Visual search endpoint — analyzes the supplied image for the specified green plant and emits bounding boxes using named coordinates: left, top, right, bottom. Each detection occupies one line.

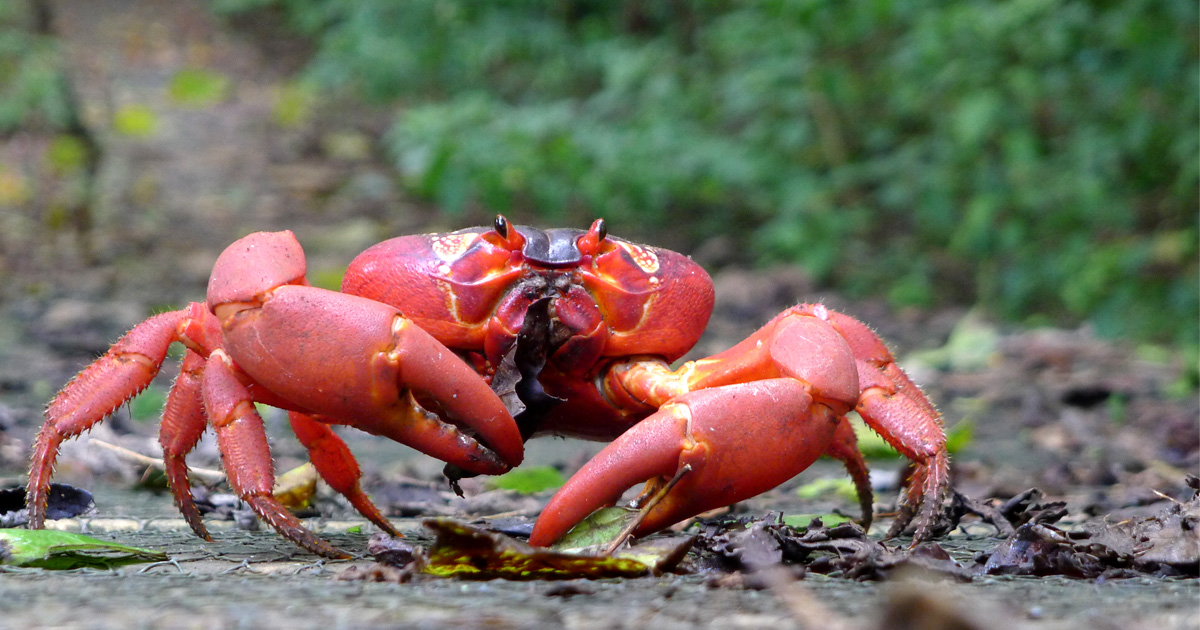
left=0, top=2, right=73, bottom=132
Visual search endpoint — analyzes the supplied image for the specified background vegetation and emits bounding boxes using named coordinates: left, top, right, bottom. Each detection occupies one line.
left=4, top=0, right=1198, bottom=347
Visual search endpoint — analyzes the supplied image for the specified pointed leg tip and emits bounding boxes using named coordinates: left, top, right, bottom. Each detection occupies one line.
left=244, top=494, right=347, bottom=559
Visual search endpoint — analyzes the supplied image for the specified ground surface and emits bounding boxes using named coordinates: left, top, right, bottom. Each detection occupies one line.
left=0, top=486, right=1195, bottom=630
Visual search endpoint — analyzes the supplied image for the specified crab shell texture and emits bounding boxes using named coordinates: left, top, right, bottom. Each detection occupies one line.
left=337, top=219, right=715, bottom=440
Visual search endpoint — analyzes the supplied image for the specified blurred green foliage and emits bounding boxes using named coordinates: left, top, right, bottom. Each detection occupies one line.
left=129, top=385, right=168, bottom=423
left=210, top=0, right=1197, bottom=344
left=168, top=68, right=231, bottom=107
left=0, top=2, right=72, bottom=132
left=490, top=465, right=567, bottom=494
left=112, top=104, right=159, bottom=137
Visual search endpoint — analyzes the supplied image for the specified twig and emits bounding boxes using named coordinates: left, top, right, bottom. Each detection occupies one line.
left=89, top=439, right=226, bottom=485
left=604, top=464, right=692, bottom=556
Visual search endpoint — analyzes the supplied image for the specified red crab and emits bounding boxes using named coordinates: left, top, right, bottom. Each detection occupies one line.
left=26, top=217, right=948, bottom=557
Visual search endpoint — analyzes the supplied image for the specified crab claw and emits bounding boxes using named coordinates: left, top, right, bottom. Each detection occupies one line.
left=208, top=231, right=524, bottom=475
left=223, top=289, right=524, bottom=474
left=528, top=378, right=839, bottom=546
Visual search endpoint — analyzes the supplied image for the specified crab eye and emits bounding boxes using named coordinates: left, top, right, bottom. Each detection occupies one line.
left=494, top=215, right=510, bottom=239
left=577, top=218, right=609, bottom=256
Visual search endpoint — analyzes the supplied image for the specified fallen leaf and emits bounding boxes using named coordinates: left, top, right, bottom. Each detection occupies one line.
left=508, top=297, right=567, bottom=433
left=420, top=518, right=689, bottom=580
left=367, top=532, right=423, bottom=568
left=975, top=477, right=1199, bottom=578
left=781, top=513, right=853, bottom=529
left=550, top=506, right=638, bottom=551
left=697, top=514, right=970, bottom=582
left=1077, top=480, right=1199, bottom=576
left=549, top=507, right=695, bottom=571
left=273, top=462, right=318, bottom=509
left=947, top=488, right=1067, bottom=536
left=443, top=297, right=564, bottom=489
left=979, top=522, right=1126, bottom=578
left=0, top=528, right=166, bottom=569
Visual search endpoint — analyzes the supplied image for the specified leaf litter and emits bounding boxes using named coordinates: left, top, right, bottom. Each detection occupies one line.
left=340, top=509, right=694, bottom=582
left=338, top=475, right=1198, bottom=584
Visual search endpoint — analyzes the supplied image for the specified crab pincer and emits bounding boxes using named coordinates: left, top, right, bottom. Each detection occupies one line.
left=527, top=305, right=948, bottom=548
left=206, top=231, right=524, bottom=475
left=528, top=378, right=841, bottom=547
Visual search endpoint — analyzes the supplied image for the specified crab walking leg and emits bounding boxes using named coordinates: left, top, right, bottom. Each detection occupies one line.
left=824, top=415, right=874, bottom=531
left=287, top=411, right=401, bottom=537
left=26, top=309, right=188, bottom=527
left=858, top=374, right=949, bottom=540
left=818, top=308, right=948, bottom=540
left=857, top=379, right=948, bottom=540
left=529, top=379, right=841, bottom=546
left=202, top=350, right=347, bottom=559
left=159, top=349, right=212, bottom=540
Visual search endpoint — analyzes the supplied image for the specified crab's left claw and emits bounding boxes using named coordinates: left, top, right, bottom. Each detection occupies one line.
left=528, top=378, right=840, bottom=547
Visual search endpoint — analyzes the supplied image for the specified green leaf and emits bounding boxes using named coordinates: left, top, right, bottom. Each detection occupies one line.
left=550, top=506, right=638, bottom=552
left=906, top=312, right=1000, bottom=373
left=45, top=134, right=89, bottom=173
left=272, top=81, right=317, bottom=127
left=489, top=466, right=565, bottom=495
left=782, top=513, right=853, bottom=528
left=0, top=529, right=166, bottom=569
left=951, top=91, right=1000, bottom=148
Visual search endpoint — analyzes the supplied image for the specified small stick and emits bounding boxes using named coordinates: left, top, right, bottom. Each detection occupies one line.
left=604, top=464, right=692, bottom=556
left=89, top=439, right=226, bottom=485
